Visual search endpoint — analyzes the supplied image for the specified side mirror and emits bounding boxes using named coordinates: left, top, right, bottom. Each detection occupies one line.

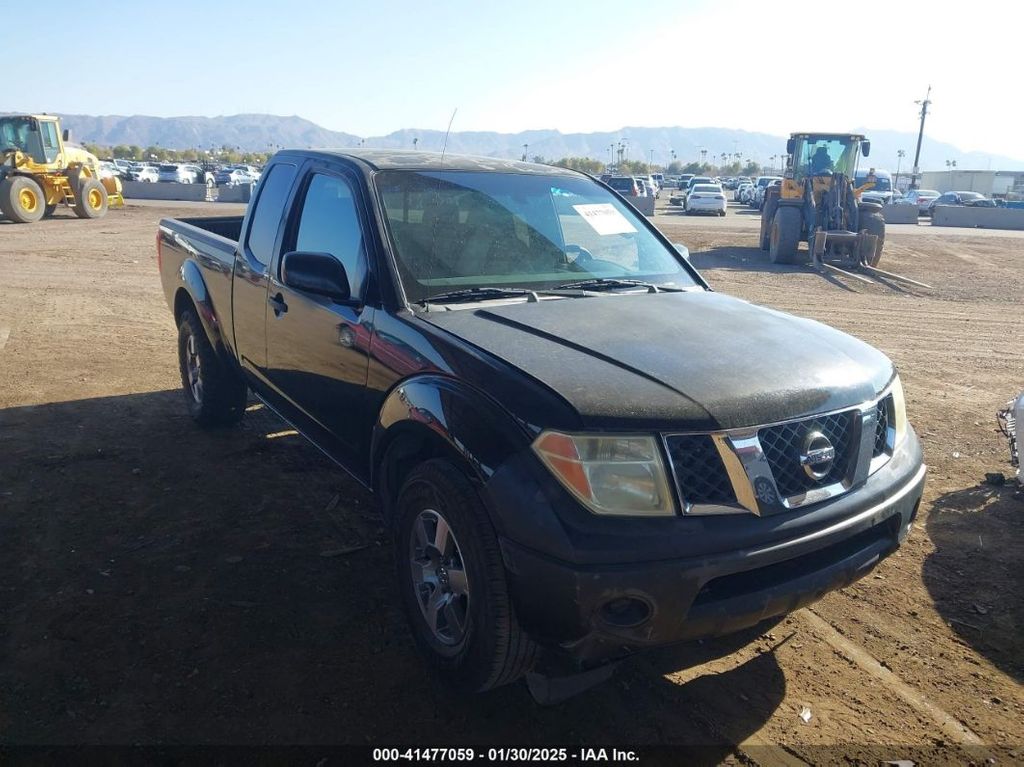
left=785, top=138, right=795, bottom=155
left=861, top=140, right=871, bottom=157
left=281, top=251, right=355, bottom=304
left=62, top=128, right=73, bottom=143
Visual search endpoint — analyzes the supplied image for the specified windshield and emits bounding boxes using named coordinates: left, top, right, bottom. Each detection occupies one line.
left=0, top=116, right=46, bottom=162
left=375, top=170, right=698, bottom=303
left=960, top=192, right=984, bottom=200
left=794, top=136, right=860, bottom=178
left=855, top=173, right=892, bottom=192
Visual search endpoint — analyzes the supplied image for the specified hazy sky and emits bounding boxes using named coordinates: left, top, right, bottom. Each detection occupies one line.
left=15, top=0, right=1022, bottom=158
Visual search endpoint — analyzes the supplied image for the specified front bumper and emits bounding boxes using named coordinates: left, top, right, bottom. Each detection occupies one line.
left=497, top=453, right=925, bottom=667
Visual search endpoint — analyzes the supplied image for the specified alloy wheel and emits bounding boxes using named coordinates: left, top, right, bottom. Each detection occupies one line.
left=409, top=509, right=470, bottom=646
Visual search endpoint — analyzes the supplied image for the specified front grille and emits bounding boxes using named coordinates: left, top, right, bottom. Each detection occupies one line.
left=664, top=434, right=736, bottom=506
left=758, top=411, right=856, bottom=498
left=874, top=396, right=892, bottom=457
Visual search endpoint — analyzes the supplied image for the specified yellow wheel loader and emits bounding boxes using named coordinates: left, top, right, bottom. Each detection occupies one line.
left=0, top=114, right=123, bottom=224
left=759, top=133, right=885, bottom=269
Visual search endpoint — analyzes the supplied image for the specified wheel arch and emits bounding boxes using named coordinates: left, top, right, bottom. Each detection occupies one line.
left=371, top=375, right=532, bottom=524
left=173, top=261, right=230, bottom=360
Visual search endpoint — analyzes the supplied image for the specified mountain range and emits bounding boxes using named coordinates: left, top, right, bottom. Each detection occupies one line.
left=51, top=113, right=1024, bottom=172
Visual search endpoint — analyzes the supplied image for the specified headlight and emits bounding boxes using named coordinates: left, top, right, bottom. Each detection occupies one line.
left=891, top=374, right=908, bottom=446
left=532, top=431, right=675, bottom=516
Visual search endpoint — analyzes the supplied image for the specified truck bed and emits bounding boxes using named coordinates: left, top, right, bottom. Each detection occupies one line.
left=176, top=215, right=244, bottom=243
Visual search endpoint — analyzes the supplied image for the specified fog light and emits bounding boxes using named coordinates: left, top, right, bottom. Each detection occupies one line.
left=599, top=596, right=652, bottom=628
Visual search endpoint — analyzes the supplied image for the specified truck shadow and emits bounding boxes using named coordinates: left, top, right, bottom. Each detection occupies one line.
left=922, top=484, right=1023, bottom=682
left=0, top=390, right=784, bottom=750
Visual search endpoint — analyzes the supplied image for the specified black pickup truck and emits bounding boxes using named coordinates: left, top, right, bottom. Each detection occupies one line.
left=157, top=150, right=925, bottom=696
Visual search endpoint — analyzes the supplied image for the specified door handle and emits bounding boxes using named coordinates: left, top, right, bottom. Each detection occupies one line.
left=269, top=293, right=288, bottom=316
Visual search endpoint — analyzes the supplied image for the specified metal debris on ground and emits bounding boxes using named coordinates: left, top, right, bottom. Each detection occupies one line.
left=799, top=706, right=813, bottom=723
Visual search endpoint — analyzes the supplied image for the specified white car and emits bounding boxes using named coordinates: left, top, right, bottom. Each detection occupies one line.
left=158, top=164, right=199, bottom=184
left=685, top=183, right=727, bottom=216
left=735, top=181, right=753, bottom=202
left=131, top=165, right=160, bottom=183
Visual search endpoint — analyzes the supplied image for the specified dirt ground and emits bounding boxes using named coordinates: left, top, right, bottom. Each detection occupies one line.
left=1, top=198, right=1021, bottom=763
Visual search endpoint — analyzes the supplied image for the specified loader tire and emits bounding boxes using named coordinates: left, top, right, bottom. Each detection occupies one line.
left=769, top=205, right=802, bottom=264
left=72, top=178, right=108, bottom=219
left=760, top=188, right=780, bottom=251
left=0, top=176, right=46, bottom=223
left=44, top=203, right=58, bottom=218
left=860, top=209, right=885, bottom=266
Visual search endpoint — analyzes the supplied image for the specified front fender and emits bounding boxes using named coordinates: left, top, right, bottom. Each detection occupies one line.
left=371, top=375, right=534, bottom=528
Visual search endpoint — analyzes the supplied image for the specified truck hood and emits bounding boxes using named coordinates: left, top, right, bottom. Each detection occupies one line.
left=423, top=291, right=893, bottom=431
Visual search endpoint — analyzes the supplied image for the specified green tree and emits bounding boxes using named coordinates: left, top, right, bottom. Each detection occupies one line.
left=665, top=161, right=684, bottom=175
left=552, top=156, right=604, bottom=174
left=741, top=161, right=762, bottom=176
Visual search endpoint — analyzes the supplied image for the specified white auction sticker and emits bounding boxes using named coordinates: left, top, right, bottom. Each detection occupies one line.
left=572, top=203, right=637, bottom=235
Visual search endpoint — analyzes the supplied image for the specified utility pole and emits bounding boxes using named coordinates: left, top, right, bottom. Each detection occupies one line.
left=649, top=149, right=654, bottom=171
left=911, top=85, right=931, bottom=190
left=895, top=149, right=905, bottom=190
left=522, top=143, right=528, bottom=162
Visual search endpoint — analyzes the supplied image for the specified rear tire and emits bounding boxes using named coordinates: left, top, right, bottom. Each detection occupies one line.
left=177, top=309, right=247, bottom=427
left=769, top=205, right=802, bottom=264
left=0, top=176, right=46, bottom=223
left=44, top=203, right=58, bottom=218
left=395, top=459, right=540, bottom=692
left=72, top=177, right=108, bottom=219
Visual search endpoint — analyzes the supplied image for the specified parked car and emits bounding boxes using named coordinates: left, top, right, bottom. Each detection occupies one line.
left=751, top=176, right=782, bottom=207
left=677, top=173, right=695, bottom=190
left=131, top=165, right=160, bottom=183
left=897, top=189, right=940, bottom=216
left=928, top=191, right=992, bottom=215
left=679, top=176, right=713, bottom=205
left=753, top=177, right=783, bottom=209
left=158, top=164, right=200, bottom=184
left=97, top=161, right=120, bottom=179
left=685, top=183, right=727, bottom=216
left=854, top=169, right=896, bottom=206
left=734, top=181, right=754, bottom=202
left=607, top=175, right=641, bottom=197
left=216, top=168, right=257, bottom=186
left=157, top=149, right=925, bottom=697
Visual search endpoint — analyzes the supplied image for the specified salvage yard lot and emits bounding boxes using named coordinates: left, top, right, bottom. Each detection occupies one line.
left=1, top=200, right=1021, bottom=761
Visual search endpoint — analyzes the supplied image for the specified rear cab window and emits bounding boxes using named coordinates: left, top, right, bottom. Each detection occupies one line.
left=245, top=163, right=298, bottom=266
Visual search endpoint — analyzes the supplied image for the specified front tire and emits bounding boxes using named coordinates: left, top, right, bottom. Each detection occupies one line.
left=177, top=309, right=247, bottom=427
left=395, top=459, right=539, bottom=692
left=72, top=177, right=108, bottom=219
left=859, top=206, right=885, bottom=266
left=770, top=205, right=802, bottom=264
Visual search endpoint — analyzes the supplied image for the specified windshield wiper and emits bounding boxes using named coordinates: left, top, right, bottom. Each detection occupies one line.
left=418, top=286, right=592, bottom=307
left=553, top=278, right=683, bottom=293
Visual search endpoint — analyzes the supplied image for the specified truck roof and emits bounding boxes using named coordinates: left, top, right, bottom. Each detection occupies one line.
left=277, top=148, right=582, bottom=177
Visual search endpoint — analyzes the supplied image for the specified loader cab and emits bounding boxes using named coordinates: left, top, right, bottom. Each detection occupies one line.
left=786, top=133, right=865, bottom=183
left=0, top=115, right=65, bottom=166
left=0, top=116, right=47, bottom=164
